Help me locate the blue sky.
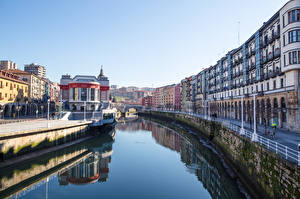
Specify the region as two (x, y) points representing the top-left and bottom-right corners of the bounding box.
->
(0, 0), (288, 87)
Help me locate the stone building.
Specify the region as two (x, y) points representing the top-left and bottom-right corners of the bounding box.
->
(185, 0), (300, 132)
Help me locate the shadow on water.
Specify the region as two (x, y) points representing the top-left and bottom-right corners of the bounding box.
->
(0, 128), (115, 199)
(116, 119), (248, 199)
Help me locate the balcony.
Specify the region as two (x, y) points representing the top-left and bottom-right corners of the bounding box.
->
(274, 48), (280, 59)
(274, 32), (280, 39)
(258, 91), (264, 97)
(268, 36), (275, 44)
(263, 41), (268, 48)
(267, 53), (274, 62)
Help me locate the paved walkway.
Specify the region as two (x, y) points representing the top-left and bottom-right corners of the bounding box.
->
(0, 119), (90, 135)
(185, 112), (300, 150)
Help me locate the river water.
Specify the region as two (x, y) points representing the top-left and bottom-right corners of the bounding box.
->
(0, 119), (248, 199)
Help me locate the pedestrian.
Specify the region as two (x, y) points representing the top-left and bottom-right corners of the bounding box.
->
(272, 125), (276, 139)
(271, 121), (277, 139)
(264, 119), (267, 135)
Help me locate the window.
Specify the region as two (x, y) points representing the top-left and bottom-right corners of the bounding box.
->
(81, 88), (87, 101)
(72, 88), (76, 100)
(0, 92), (2, 99)
(256, 85), (258, 92)
(91, 88), (95, 101)
(261, 84), (263, 91)
(281, 78), (284, 88)
(288, 51), (300, 64)
(267, 82), (269, 91)
(288, 9), (300, 24)
(273, 80), (276, 89)
(288, 30), (300, 43)
(284, 54), (286, 66)
(283, 34), (286, 46)
(0, 81), (2, 88)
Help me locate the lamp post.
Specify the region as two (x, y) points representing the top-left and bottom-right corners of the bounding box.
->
(240, 96), (245, 135)
(251, 94), (258, 142)
(41, 105), (44, 118)
(16, 104), (21, 120)
(84, 101), (86, 121)
(47, 99), (50, 128)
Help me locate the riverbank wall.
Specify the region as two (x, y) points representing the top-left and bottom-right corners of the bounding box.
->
(0, 122), (91, 161)
(139, 111), (300, 199)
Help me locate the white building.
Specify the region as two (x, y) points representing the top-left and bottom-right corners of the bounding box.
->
(60, 67), (110, 111)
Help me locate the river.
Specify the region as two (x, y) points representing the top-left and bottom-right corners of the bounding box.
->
(0, 118), (248, 199)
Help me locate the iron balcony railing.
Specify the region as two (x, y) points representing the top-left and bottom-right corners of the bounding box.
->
(147, 109), (300, 166)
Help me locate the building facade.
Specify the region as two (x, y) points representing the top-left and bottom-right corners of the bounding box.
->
(0, 70), (29, 117)
(180, 0), (300, 132)
(0, 60), (17, 70)
(24, 63), (46, 79)
(142, 95), (153, 108)
(59, 68), (110, 111)
(9, 69), (46, 102)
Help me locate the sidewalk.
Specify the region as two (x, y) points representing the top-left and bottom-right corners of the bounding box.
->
(188, 112), (300, 150)
(0, 119), (90, 135)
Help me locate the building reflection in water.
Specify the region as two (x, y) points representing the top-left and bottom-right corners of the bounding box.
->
(58, 138), (114, 185)
(116, 120), (242, 199)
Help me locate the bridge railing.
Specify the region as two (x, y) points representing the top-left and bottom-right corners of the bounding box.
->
(145, 109), (300, 166)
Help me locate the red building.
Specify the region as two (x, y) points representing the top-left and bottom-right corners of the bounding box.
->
(142, 95), (153, 108)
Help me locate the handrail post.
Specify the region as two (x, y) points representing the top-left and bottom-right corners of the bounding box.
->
(298, 151), (300, 166)
(276, 142), (278, 154)
(268, 139), (270, 149)
(285, 146), (287, 159)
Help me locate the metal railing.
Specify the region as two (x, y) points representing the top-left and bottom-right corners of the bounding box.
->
(146, 109), (300, 166)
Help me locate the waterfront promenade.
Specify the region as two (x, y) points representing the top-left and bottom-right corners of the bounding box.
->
(146, 110), (300, 165)
(153, 110), (300, 150)
(0, 119), (91, 135)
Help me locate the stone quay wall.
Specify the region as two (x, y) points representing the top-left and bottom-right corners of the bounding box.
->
(140, 111), (300, 199)
(0, 123), (90, 160)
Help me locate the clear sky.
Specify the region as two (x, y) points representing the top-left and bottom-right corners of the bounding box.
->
(0, 0), (288, 87)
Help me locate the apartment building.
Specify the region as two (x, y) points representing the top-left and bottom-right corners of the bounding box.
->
(9, 69), (46, 102)
(24, 63), (46, 79)
(0, 60), (18, 70)
(0, 70), (29, 117)
(188, 0), (300, 132)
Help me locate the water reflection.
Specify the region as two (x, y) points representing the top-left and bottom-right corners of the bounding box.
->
(58, 139), (113, 185)
(0, 120), (246, 199)
(0, 131), (115, 199)
(116, 120), (245, 199)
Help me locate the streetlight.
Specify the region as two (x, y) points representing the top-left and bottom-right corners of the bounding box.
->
(251, 94), (258, 142)
(84, 101), (86, 121)
(47, 99), (50, 128)
(16, 104), (21, 120)
(240, 95), (245, 135)
(41, 105), (44, 118)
